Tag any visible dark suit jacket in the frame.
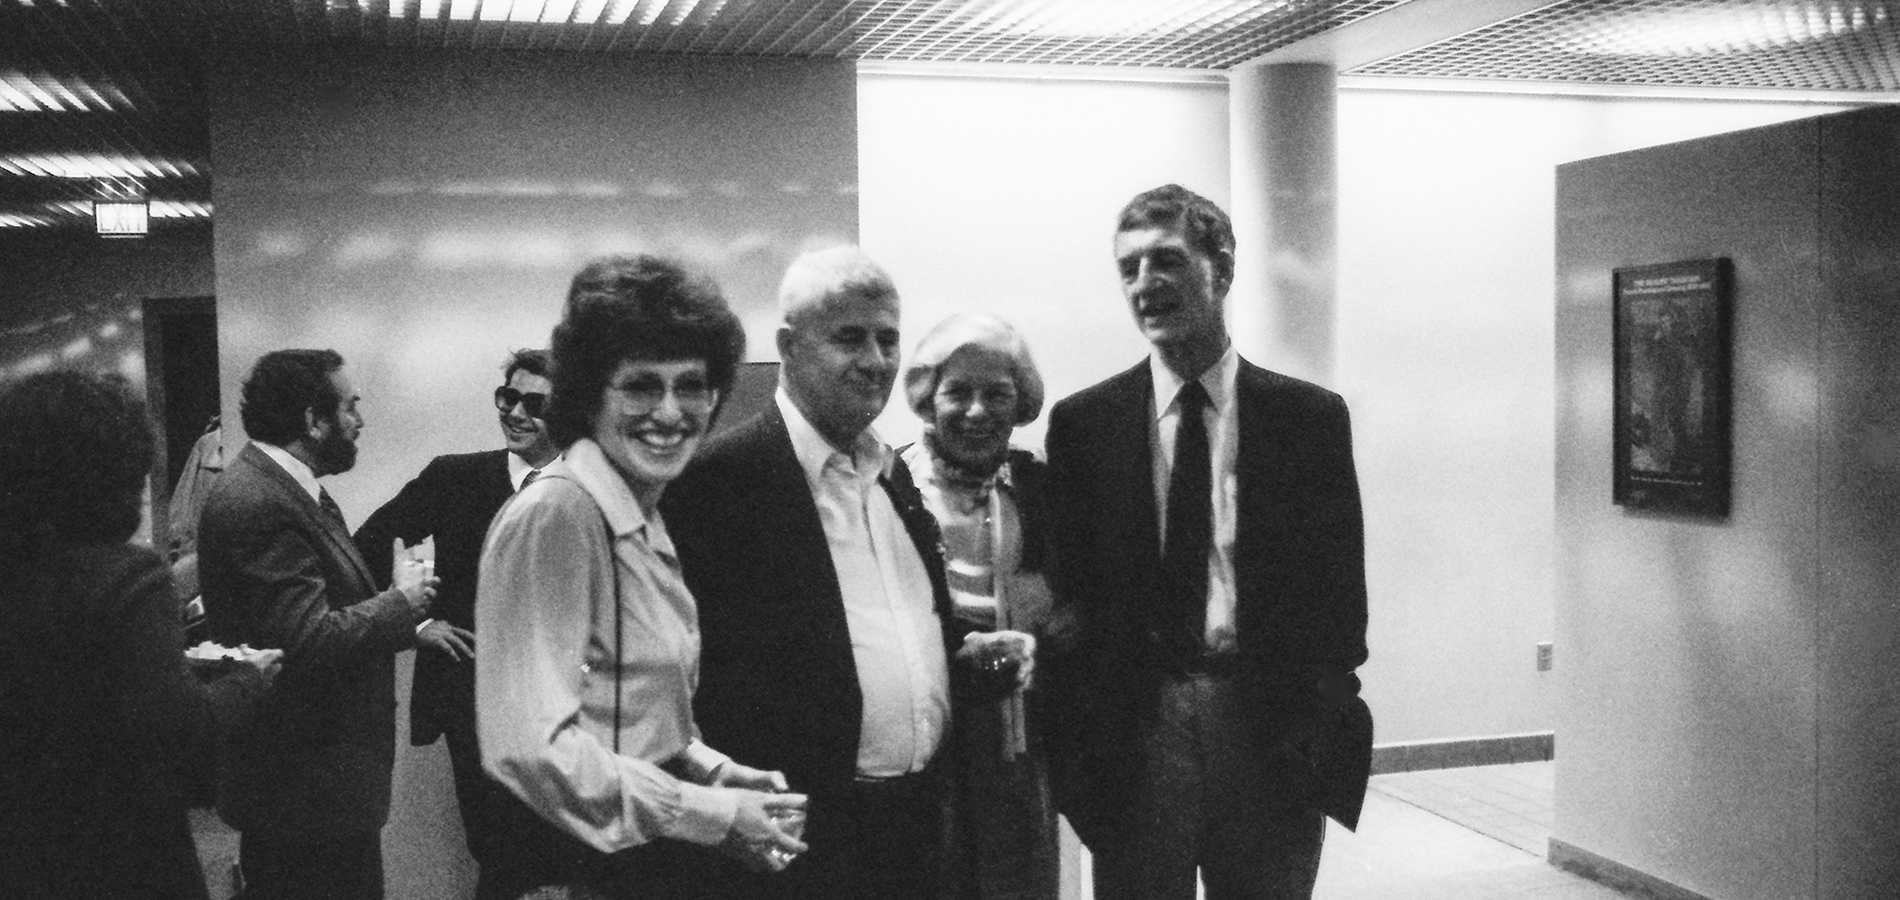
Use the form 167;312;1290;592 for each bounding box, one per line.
1044;357;1373;842
1;543;268;900
199;442;420;837
354;449;514;745
661;404;970;807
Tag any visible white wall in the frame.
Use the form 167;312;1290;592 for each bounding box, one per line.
1335;89;1847;743
860;70;1846;750
858;71;1231;454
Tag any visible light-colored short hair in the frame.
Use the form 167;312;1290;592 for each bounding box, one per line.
777;245;899;328
902;314;1045;427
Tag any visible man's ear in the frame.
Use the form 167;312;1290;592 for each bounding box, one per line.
775;325;796;362
303;407;325;442
1212;248;1236;297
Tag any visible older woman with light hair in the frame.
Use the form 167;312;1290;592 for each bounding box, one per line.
899;313;1059;900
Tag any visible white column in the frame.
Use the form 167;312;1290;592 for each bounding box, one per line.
1227;63;1337;386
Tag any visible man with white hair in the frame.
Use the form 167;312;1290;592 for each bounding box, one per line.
663;246;970;900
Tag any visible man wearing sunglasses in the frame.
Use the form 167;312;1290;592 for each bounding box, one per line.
353;348;560;881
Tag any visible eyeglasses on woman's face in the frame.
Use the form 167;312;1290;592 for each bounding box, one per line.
607;369;717;416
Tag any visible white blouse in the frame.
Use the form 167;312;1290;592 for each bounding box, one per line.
475;438;737;854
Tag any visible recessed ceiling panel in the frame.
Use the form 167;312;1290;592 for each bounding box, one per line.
5;0;1899;230
1349;0;1900;91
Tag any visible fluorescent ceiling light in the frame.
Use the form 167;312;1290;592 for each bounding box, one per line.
149;200;212;219
575;0;610;24
0;154;200;178
1565;3;1888;57
666;0;703;26
0;213;55;229
0;70;132;112
976;0;1276;39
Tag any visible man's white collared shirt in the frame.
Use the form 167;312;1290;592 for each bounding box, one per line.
507;451;560;492
254;441;322;505
1150;345;1242;655
776;388;949;777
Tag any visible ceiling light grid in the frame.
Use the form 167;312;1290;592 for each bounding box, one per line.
752;0;1408;68
674;0;784;53
0;153;201;179
0;69;132;110
0;212;58;228
0;5;212;221
769;1;875;56
2;1;1418;69
1350;0;1900;91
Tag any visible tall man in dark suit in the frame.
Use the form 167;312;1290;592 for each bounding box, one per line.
353;348;559;884
200;349;438;900
663;245;971;900
1045;184;1371;900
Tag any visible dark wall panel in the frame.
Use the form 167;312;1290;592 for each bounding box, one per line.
1815;105;1900;900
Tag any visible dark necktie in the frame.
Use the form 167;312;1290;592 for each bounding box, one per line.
520;468;542;492
1159;380;1212;659
317;487;348;531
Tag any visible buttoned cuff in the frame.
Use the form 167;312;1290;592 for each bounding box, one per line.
670;781;740;847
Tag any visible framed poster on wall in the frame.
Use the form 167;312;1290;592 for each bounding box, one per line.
1612;258;1733;517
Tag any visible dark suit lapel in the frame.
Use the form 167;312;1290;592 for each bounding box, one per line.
880;458;952;619
749;409;857;660
1233;359;1290;609
481;449;516;509
1104;362;1162;580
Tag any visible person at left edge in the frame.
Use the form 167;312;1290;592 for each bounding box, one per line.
0;370;282;900
199;349;439;900
352;348;561;886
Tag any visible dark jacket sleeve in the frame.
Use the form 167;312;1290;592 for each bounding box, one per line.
206;490;419;670
101;547;270;806
353;458;451;592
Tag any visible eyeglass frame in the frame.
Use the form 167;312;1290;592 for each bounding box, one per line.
605;372;720;417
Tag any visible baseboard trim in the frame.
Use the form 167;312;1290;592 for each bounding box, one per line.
1548;838;1714;900
1370;731;1554;775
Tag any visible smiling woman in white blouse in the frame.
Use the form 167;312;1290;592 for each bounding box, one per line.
474;254;807;900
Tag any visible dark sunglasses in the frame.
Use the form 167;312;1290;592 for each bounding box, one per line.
494;386;549;418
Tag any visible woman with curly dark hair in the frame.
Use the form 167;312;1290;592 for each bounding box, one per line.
0;370;281;900
475;255;807;900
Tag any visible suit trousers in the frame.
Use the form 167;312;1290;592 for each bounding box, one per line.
790;770;950;900
237;829;384;900
440;709;518;870
1090;673;1325;900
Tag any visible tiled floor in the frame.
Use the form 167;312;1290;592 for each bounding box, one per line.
1370;760;1556;854
1314;761;1630;900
